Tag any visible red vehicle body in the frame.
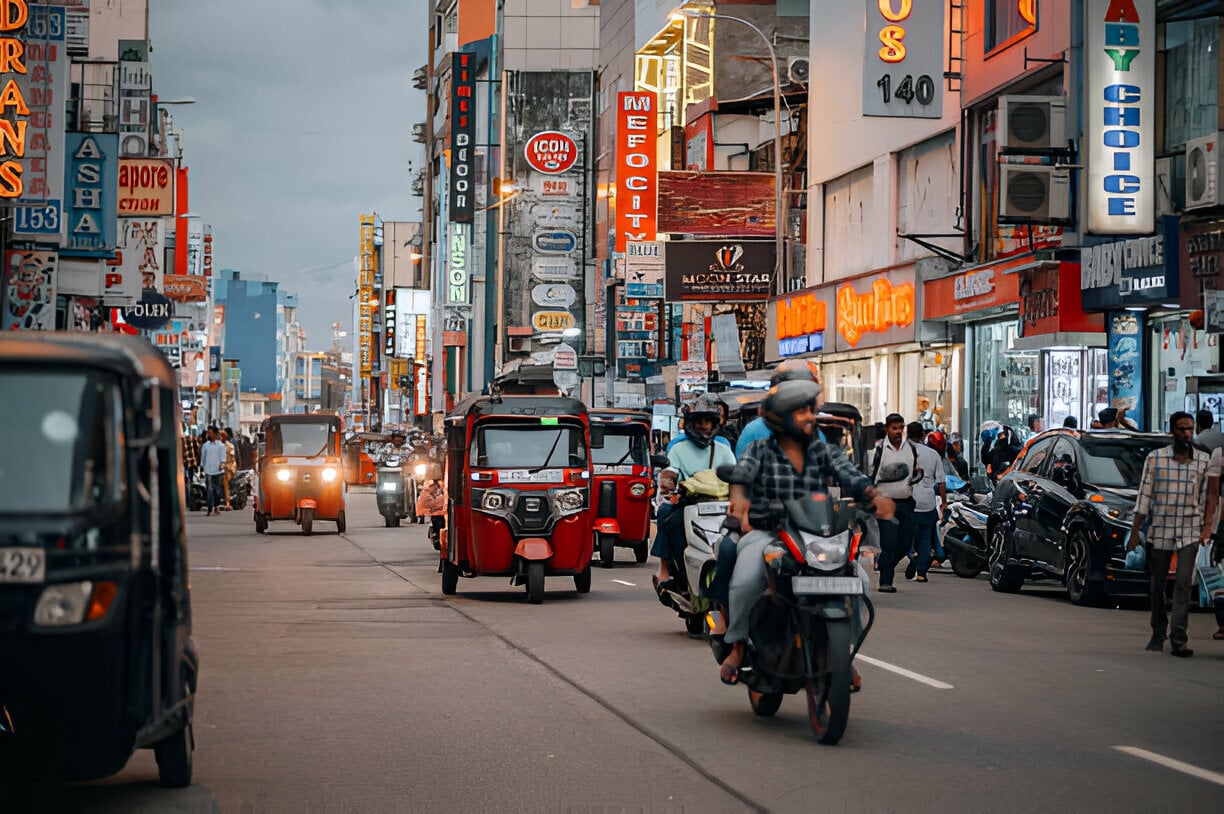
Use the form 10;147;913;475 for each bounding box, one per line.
440;395;597;603
589;409;655;567
255;413;346;535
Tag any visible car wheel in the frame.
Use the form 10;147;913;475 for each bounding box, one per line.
1066;528;1106;606
988;523;1024;593
154;680;194;788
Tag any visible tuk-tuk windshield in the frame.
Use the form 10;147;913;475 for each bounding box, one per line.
472;423;588;469
0;369;125;514
591;427;649;467
270;422;333;457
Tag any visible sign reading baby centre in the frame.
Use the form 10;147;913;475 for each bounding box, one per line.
1085;0;1154;234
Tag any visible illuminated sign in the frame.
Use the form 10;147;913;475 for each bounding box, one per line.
358;214;375;378
776;291;828;358
836;277;915;347
12;3;67;241
524;130;577;175
446;223;469;304
449;51;475;223
614;91;657;252
862;0;944;119
1085;0;1154;234
532;311;575;332
0;0;30;198
664;241;774;302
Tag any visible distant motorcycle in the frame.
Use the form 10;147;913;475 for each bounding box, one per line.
230;470;254;511
940;475;992;579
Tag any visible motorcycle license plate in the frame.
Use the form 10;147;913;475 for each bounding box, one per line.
792;576;863;596
0;548;45;583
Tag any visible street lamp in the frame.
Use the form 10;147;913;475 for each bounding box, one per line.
674;6;785;293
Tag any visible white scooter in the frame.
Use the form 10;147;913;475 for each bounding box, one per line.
656;496;728;636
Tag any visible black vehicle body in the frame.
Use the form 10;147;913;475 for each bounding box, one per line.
375;455;417;527
987;429;1163;604
0;332;198;787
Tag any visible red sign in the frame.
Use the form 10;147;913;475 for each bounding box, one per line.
656;171;776;237
524;131;577;175
615;92;658;252
163;273;207;302
1018;261;1103;337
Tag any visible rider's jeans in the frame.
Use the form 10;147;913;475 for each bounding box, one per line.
650;502;682;563
708;534;738;607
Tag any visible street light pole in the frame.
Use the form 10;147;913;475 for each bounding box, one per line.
679;8;784;293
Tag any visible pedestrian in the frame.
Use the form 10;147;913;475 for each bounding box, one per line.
220;428;237;510
945;432;969;481
1026;414;1044;436
182;431;200;485
199;428;227;516
905;422;946;581
1126;411;1221;657
1195;409;1224;452
870;413;918;593
416;479;447;548
1097;407;1119;429
1063;416;1078;429
715;399;740;450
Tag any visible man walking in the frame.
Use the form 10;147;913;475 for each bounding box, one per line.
872;413;918;593
1127;411;1220;657
1195;409;1224;452
905;422;946;582
200;427;228;516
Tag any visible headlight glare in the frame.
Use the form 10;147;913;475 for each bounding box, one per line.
33;581;93;627
414;464;428;477
629;482;648;497
276;469;291;482
322;467;338;482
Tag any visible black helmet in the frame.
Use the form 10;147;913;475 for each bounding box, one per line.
762;380;821;442
769;358;821;387
683;394;723;448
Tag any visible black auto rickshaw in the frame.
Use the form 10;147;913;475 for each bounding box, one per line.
0;332;199;787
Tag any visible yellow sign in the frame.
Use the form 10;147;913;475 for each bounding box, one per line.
836;277;915;347
532;311;575;332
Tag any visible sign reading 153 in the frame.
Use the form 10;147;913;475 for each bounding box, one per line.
862;0;944;119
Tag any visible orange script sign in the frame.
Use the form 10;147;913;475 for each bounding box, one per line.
836;277;915;347
776;292;827;339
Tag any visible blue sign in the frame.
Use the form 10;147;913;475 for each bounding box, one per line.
1107;311;1144;430
532;230;578;254
1080;216;1179;311
11;199;62;236
778;332;824;357
625;281;664;299
62;132;119;257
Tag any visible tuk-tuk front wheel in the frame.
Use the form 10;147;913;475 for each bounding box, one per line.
574;562;592;594
336;510;347;534
525;561;545;604
301;508;315;536
254;512;267;535
598;534;616;569
633;541;649;564
441;559;459;595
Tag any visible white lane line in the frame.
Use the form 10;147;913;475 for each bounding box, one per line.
855;654;955;690
611;579;637;587
194;566;241;571
1113;747;1224;787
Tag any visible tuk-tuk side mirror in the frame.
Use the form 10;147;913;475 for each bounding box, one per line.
257;442;266;459
651;453;671;470
589;424;605;449
131;379;162;447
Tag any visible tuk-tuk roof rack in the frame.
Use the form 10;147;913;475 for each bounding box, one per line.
590;409;652;423
447;394;588;423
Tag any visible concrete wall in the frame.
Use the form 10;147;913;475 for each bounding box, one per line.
961;1;1070;108
89;0;148;60
503;0;600;71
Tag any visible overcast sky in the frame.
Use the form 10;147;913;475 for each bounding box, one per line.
150;0;428;352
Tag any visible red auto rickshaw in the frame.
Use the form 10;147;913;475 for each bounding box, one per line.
255;413;346;535
589;409;657;568
440;395;599;603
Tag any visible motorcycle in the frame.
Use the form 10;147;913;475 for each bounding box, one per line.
187;470;207;512
703;461;907;745
375;454;417;527
230;469;254;511
941;475;992;579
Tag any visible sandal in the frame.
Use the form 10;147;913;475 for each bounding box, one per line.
719;661;740;685
915;575;928;583
1213;629;1224;640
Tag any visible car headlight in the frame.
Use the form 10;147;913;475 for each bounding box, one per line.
802;530;850;571
33;581;117;627
552;488;586;516
482;491;507;511
322;467;338;482
276;469;292;482
629;482;648;497
414;464;428;477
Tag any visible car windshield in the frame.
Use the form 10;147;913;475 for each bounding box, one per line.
591;428;648;466
0;369;125;514
472;423;587;469
1079;438;1165;488
272;422;333;456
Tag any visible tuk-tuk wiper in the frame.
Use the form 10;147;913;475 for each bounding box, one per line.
527;430;564;473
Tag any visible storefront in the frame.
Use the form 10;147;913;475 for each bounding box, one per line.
1175;217;1224;427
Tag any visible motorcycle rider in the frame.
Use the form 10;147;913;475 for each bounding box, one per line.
652;394;737;595
722;380;895;684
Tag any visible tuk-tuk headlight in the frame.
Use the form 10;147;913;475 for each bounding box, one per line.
322;467;338;482
275;469;292;482
33;581;93;627
629;482;648;497
414;463;428;478
552;488;586;516
482;491;507;511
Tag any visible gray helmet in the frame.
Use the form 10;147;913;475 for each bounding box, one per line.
769;358;821;387
684;394;723;448
762;380;821;442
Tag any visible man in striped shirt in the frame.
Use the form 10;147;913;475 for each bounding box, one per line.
1127;411;1220;657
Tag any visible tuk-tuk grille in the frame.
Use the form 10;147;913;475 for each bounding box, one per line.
514;496;551;531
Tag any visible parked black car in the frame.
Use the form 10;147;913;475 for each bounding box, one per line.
987;429;1167;605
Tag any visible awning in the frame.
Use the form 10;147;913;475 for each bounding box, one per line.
1009;331;1107;351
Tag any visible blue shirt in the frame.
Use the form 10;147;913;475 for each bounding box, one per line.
665;438;736;481
735;416;825;458
667;434;731;453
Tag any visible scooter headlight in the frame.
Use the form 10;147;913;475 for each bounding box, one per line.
380;481;398;492
802;530;850;571
321;467;338;482
552;488;586;516
276;469;292;482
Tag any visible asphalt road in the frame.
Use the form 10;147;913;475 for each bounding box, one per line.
7;491;1224;813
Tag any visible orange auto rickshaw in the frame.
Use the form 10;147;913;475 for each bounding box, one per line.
589;409;657;567
343;432;381;486
255;413;346;535
440;395;600;603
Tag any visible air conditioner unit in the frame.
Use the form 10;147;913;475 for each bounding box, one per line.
786;57;809;86
1155;155;1184;217
411;122;427;144
1185;132;1221;210
998;164;1071;223
998;95;1066;151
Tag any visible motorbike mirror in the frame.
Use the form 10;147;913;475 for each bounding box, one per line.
589;424;605;449
650;453;671;470
716;463;753;485
877;462;910;484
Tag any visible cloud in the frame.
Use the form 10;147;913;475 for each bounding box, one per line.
150;0;428;350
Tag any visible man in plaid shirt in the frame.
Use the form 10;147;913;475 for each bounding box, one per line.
1127;411;1220;657
182;431;201;482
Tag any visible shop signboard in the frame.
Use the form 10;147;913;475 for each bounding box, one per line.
1106;311;1145;429
772;288;830;358
12;4;68;243
2;250;57;331
62;132;119;257
624;240;664;299
1019;262;1103;337
923;264;1022;320
664;240;773;302
1081;217;1179;310
524;131;578;175
449;51;476;223
862;0;945;119
1179;218;1224;310
833;270;918;351
656;172;775;238
614;91;658;252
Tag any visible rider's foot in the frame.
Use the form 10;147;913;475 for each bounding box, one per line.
719;642;745;685
850;667;862;693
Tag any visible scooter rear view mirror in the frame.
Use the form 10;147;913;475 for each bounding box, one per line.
876;462;910;484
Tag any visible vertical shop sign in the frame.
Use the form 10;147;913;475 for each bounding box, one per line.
1085;0;1155;234
615;91;657;252
62;132;119;255
2;249;57;330
862;0;944;118
1107;311;1144;429
446;222;470;304
449;52;476;223
13;3;68;242
358;215;375;378
0;1;30;201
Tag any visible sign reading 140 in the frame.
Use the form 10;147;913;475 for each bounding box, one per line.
862;0;944;119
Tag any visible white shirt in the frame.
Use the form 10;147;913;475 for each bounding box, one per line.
912;444;945;513
874;439;916;500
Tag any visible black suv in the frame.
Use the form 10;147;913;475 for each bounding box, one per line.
987;429;1167;605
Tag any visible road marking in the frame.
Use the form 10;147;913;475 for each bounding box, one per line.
1113;747;1224;787
611;579;636;587
194;566;240;571
855;654;954;690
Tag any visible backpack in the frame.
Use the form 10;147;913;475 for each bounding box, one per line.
870;440;920;484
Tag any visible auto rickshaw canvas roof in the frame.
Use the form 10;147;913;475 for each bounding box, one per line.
818;402;863;424
262;413;342;429
590;408;651;424
0;331;177;387
446;394;588;423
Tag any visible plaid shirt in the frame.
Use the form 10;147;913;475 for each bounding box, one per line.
182;435;200;471
738;436;873;519
1134;446;1218;551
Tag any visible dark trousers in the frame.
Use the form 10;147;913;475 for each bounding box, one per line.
878;497;915;587
1148;546;1197;649
206;473;223;513
650;502;679;561
911;509;938;577
708;535;739;608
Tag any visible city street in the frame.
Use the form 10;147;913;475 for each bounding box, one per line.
7;491;1223;813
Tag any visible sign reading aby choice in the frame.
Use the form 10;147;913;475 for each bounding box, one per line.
1080;216;1179;309
1085;0;1155;234
664;241;774;302
862;0;944;119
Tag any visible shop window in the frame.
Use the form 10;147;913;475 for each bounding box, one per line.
1163;17;1220;153
823;358;875;426
986;0;1038;54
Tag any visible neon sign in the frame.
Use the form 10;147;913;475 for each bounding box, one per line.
836;277;915;347
0;0;29;198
